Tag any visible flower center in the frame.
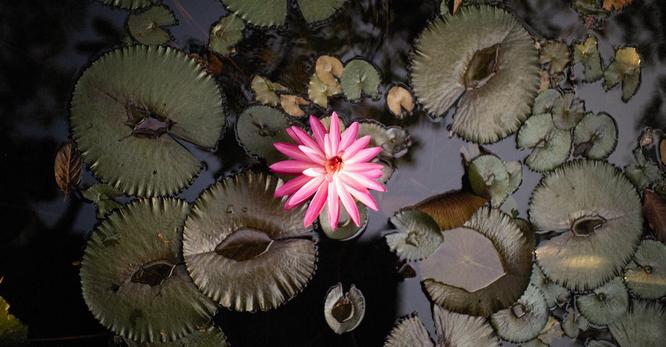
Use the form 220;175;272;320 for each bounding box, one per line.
325;156;344;174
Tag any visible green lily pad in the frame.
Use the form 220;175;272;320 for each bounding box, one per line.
576;277;629;325
490;285;549;343
574;35;603;82
0;297;28;346
624;240;666;299
209;15;245;56
422;207;533;316
126;327;229;347
251;75;289;107
552;92;586;130
320;201;368;241
340;59;381;101
70;46;226;197
236;105;292;163
573;112;618;159
81;183;124;218
529;160;643;291
386;209;443;261
540;41;571;75
384;314;434;347
625;148;663;190
308;73;342;108
221;0;288;26
533;89;561;115
183;171;317;312
412;5;539;144
609;300;666;347
468;154;522;208
80;198;218;343
517;113;572;172
529;264;571;308
603;47;641;102
127;6;176;45
324;283;365;334
101;0;154;10
298;0;349;23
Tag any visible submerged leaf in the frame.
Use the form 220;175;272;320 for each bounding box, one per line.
324;283;365;334
340;59;381;101
209;15;245;56
128;6;176;45
54;142;82;196
574;35;603;82
387;209;443;261
603;47;641;102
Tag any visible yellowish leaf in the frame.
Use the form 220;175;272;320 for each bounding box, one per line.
603;0;633;11
54;142;81;196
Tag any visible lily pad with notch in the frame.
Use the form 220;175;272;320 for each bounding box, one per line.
421;207;533;316
517;113;572;172
236;105;292;163
183;171;317;312
624;239;666;299
357;121;411;160
80;198;218;343
529;160;643;291
490;284;549;343
573;112;618;159
411;5;539;144
532;89;561;115
70;46;226;197
576;277;629;325
315;55;344;88
624;148;663;190
552;91;586;130
127;5;176;46
324;283;365;335
603;47;641;102
468;154;522;208
340;59;381;101
386;209;443;261
209;15;245;56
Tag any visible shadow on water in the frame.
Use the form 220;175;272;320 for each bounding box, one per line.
0;0;665;346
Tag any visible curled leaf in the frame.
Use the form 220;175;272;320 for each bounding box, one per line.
279;95;309;117
386;85;414;118
412;190;488;231
324;283;365;334
315;55;344;87
54;142;82;196
215;228;274;261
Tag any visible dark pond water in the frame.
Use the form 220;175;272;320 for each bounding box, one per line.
1;0;665;346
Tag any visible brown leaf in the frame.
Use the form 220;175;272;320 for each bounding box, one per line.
602;0;633;11
413;190;488;230
659;138;666;166
54;142;81;196
643;189;666;243
451;0;463;15
280;94;309;117
386;86;414;118
215;228;273;261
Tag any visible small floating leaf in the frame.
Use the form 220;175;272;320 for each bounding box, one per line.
251;75;288;107
308;73;342;108
532;89;561;115
324;283;365;334
603;47;641;102
386;85;414;119
609;300;666;347
490;285;549;343
54;142;82;196
81;183;124;218
209;15;245;56
321;201;368;241
128;6;176;45
529;160;643;291
625;148;663;189
573;112;618;159
552;92;585;130
576;277;629;325
468;155;522;208
643;189;666;243
0;296;28;346
236;105;292;163
386;209;443;261
540;41;571;75
574;35;603;82
624;240;666;299
280;95;309;117
517;113;572;172
315;55;344;87
340;59;381;101
561;306;589;339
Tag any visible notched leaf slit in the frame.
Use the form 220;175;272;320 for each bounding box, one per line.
131;260;176;287
464;43;501;89
215;228;274;261
572;215;606;237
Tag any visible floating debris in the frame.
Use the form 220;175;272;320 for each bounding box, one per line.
54;142;82;196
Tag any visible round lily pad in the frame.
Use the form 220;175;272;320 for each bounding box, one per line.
490;284;549;343
70;45;226;197
609;300;666;347
574;35;603;82
468;155;522;208
411;5;539;143
517;113;572;172
236;105;292;163
386;209;443;261
573;112;618;159
340;59;381;101
540;41;570;75
576;277;629;325
529;265;570;308
384;314;434;347
80;198;218;343
603;47;641;102
101;0;154;10
126;327;229;347
324;283;365;334
321;201;368;241
183;171;318;312
533;89;561;114
624;239;666;299
552;92;585;130
209;15;245;56
127;6;176;45
411;190;488;231
422;207;533;316
529;160;643;291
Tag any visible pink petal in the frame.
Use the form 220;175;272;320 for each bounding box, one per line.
326;181;340;230
303;167;325;177
361;169;384;179
285;176;325;209
324;134;333;158
286;127;303;145
299;145;326;164
344;183;379;211
346;147;382;164
329;112;341;154
340;171;386;192
274;175;311;197
341;135;371;160
270;160;317;174
344;162;384;172
338;122;359;152
309;115;327;145
273;142;312;162
304;183;328;227
292;127;325;155
335;177;360;227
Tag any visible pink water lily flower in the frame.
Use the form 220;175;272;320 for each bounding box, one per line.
270;112;385;230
